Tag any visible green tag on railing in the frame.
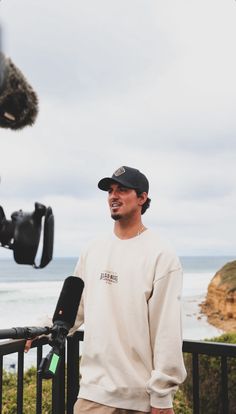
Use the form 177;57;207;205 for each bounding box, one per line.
49;353;59;374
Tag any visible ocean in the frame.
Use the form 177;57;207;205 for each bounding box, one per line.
0;256;234;370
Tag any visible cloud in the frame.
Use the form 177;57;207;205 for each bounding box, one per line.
0;0;173;101
0;1;236;256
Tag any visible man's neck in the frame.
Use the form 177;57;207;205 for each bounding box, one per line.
114;220;146;240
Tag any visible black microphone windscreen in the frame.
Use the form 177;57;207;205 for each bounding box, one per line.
0;27;4;89
52;276;84;328
0;53;38;130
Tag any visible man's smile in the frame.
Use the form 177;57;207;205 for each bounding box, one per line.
110;202;122;211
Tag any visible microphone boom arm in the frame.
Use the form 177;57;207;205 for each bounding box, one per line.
0;326;51;340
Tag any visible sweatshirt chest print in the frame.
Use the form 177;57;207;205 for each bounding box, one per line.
100;270;118;284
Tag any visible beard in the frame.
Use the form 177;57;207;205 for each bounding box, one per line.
111;213;122;221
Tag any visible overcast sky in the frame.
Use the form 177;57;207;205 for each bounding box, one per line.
0;0;236;258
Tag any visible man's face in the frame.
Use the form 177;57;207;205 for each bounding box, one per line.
108;183;143;221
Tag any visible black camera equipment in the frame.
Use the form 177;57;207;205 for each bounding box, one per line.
0;276;84;379
38;276;84;378
0;202;54;268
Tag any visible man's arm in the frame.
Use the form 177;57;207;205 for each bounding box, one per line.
146;266;187;408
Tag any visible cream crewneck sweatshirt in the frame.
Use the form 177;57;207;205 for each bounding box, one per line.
72;229;187;412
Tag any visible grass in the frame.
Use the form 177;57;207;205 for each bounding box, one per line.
217;260;236;292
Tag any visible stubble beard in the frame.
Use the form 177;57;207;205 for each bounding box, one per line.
111;213;122;221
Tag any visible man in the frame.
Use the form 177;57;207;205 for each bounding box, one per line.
73;166;186;414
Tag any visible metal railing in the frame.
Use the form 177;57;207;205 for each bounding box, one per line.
183;339;236;414
0;333;236;414
0;331;84;414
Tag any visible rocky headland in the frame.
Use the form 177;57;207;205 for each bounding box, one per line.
201;260;236;332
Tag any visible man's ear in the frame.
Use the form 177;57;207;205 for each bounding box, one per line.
138;192;148;206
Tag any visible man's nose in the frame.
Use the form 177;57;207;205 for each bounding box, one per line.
109;189;119;199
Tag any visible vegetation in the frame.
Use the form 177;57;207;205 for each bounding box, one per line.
173;388;192;413
2;367;52;414
2;366;192;414
218;260;236;292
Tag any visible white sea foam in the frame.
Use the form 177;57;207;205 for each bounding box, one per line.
0;280;63;327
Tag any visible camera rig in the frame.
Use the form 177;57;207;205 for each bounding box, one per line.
0;202;54;268
0;323;66;379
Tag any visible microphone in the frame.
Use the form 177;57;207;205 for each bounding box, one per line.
38;276;84;379
52;276;84;328
0;52;38;130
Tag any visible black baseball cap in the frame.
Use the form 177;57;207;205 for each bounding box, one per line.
98;166;149;193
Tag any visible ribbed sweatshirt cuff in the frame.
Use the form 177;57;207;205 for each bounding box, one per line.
150;393;173;409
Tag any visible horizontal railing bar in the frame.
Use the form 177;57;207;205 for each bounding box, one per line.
1;336;236;358
1;335;235;358
183;340;236;357
0;336;50;356
0;339;25;356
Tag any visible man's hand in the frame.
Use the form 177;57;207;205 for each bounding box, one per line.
151;408;174;414
24;339;34;353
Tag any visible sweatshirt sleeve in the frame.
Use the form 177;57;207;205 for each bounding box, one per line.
68;255;85;335
146;267;187;409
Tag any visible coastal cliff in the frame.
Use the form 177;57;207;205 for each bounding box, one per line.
201;260;236;332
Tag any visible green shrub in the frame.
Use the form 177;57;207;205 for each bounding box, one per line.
183;332;236;414
2;367;52;414
173;388;192;413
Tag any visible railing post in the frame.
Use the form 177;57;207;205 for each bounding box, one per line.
192;353;200;414
52;347;65;414
67;333;81;414
0;356;3;414
36;345;43;414
17;351;24;414
221;356;229;414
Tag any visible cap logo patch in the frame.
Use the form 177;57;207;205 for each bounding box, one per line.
114;167;125;177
